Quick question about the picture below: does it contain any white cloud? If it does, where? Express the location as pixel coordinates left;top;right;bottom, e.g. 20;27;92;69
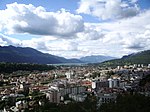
76;10;150;57
0;2;84;37
122;30;150;50
0;2;150;59
0;33;21;46
77;0;140;20
76;23;104;40
21;37;50;51
46;39;79;51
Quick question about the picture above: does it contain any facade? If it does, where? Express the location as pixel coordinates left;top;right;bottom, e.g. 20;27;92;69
47;81;86;103
59;86;86;96
46;89;61;103
92;80;109;91
108;78;120;88
69;93;87;102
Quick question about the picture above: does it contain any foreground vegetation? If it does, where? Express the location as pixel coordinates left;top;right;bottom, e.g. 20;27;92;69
99;94;150;112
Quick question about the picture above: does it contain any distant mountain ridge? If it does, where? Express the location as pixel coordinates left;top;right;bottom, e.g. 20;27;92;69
101;50;150;66
0;46;82;64
79;55;116;63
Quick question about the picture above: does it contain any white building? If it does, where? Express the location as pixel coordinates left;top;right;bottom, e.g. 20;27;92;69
108;78;113;88
65;71;74;79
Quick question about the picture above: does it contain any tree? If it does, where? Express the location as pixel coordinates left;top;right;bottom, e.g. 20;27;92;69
99;94;150;112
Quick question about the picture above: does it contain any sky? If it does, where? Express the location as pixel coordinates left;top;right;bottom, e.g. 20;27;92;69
0;0;150;59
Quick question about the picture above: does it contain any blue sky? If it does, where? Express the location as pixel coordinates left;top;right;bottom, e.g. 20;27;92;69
0;0;78;11
0;0;150;58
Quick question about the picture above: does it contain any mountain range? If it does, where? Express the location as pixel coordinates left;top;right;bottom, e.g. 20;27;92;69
1;45;149;65
80;55;116;63
0;46;115;64
0;46;81;64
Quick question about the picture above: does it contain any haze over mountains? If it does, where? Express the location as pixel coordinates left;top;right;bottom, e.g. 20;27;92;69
0;46;115;64
80;55;116;63
0;46;150;65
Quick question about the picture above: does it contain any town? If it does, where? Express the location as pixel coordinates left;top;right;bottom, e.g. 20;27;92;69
1;0;150;112
0;63;150;112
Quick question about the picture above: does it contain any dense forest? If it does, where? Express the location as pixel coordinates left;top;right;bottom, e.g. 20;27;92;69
0;62;55;73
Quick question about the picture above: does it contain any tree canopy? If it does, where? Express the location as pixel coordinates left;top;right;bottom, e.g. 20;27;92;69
0;62;55;73
99;94;150;112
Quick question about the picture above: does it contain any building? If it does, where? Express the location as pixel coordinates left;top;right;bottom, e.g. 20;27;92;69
97;93;117;106
65;71;74;79
108;78;120;88
92;80;109;91
59;86;86;96
69;93;87;102
46;89;61;103
50;80;86;96
19;82;30;96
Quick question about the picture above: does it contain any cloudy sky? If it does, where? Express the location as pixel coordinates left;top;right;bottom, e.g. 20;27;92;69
0;0;150;59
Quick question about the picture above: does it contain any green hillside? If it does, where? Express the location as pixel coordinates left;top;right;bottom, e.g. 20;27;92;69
101;50;150;67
